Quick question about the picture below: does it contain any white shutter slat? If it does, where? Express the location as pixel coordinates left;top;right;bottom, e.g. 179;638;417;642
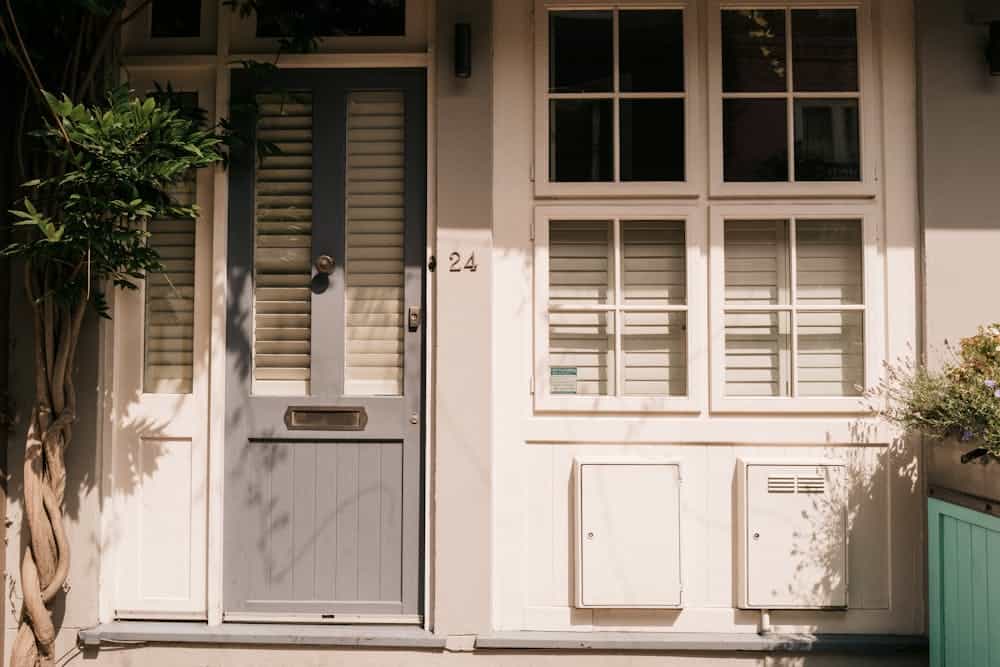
548;222;615;396
344;91;407;396
623;309;687;397
795;221;864;396
144;175;197;394
549;221;612;307
797;310;864;396
795;220;863;305
724;221;789;397
253;93;313;394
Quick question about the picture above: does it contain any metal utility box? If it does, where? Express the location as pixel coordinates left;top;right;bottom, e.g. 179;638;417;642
737;459;848;610
573;458;683;608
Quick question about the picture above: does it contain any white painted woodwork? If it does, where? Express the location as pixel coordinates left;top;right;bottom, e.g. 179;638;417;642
574;460;682;608
110;73;213;618
737;459;848;610
345;91;406;396
253;94;314;396
539;215;695;406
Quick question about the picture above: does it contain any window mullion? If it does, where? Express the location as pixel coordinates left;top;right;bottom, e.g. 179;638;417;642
785;8;796;183
789;218;799;398
612;9;621;183
613;219;624;397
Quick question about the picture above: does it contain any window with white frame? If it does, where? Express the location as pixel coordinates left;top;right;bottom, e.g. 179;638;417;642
535;209;702;411
719;7;861;183
710;209;881;412
544;7;688;185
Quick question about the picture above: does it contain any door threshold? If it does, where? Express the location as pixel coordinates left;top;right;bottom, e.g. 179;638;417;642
223;613;423;625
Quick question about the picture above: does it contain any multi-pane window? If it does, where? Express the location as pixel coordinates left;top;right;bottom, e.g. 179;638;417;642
721;8;860;182
546;219;688;398
547;10;686;183
257;0;405;38
150;0;202;39
723;219;864;398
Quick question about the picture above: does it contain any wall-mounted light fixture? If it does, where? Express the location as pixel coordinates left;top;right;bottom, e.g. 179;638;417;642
989;21;1000;75
455;23;472;78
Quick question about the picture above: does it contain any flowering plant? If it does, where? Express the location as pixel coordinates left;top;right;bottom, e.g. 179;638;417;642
873;324;1000;463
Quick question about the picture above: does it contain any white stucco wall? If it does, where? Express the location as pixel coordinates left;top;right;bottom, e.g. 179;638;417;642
918;0;1000;501
492;0;923;637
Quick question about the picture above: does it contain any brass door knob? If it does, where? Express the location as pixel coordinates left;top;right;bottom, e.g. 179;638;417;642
315;254;335;275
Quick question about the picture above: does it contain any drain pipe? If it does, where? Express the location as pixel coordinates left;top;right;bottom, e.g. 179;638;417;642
758;609;772;635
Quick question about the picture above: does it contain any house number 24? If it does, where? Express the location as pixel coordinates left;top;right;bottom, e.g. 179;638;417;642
448;251;478;273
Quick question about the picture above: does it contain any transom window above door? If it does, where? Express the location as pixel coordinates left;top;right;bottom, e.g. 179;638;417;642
536;4;700;196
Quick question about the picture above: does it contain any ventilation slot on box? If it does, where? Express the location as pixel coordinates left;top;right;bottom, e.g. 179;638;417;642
796;475;826;494
767;476;796;494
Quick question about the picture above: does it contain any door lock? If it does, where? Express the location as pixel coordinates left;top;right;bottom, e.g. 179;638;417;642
314;254;335;275
408;306;421;332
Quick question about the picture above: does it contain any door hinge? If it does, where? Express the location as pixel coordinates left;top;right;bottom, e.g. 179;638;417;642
529;222;535;241
529;375;535;395
530;160;535;183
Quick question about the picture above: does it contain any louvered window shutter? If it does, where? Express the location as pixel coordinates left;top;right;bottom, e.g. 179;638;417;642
548;221;614;395
253;93;313;395
344;91;406;396
795;220;864;397
724;219;864;398
546;219;689;398
144;176;197;393
724;221;790;397
621;221;687;397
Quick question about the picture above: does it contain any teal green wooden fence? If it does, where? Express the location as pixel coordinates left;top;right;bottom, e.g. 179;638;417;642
929;497;1000;666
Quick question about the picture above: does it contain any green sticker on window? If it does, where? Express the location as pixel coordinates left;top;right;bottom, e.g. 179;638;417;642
551;367;578;395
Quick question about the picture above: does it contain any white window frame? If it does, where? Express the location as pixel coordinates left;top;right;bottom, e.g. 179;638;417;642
534;0;703;199
228;0;429;56
534;205;705;413
707;0;879;198
708;203;884;413
121;0;219;56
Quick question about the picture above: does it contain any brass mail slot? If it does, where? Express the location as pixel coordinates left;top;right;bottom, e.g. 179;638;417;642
284;406;368;431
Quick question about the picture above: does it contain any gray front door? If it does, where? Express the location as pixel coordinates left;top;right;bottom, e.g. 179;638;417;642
224;69;425;620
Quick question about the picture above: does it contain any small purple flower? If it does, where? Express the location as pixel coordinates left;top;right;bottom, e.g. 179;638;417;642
995;389;1000;399
962;429;975;442
987;379;998;389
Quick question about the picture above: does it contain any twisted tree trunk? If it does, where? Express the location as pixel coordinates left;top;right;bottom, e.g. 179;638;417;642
10;261;86;667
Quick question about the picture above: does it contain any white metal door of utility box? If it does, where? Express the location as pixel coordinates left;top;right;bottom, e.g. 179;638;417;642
737;459;848;610
574;459;682;608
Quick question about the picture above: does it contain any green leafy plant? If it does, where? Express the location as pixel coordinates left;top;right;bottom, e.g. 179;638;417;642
1;86;221;667
872;324;1000;463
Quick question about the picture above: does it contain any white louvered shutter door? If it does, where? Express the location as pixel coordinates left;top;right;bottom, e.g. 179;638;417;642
724;221;790;397
344;91;406;396
621;221;687;396
144;176;197;393
795;220;863;397
253;94;313;395
548;221;614;396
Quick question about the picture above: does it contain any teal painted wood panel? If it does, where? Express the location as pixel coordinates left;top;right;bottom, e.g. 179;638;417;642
929;498;1000;666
